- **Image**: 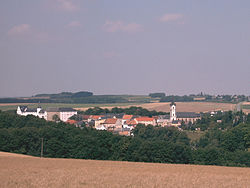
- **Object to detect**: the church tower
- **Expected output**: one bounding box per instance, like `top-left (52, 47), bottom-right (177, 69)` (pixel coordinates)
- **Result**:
top-left (170, 102), bottom-right (176, 121)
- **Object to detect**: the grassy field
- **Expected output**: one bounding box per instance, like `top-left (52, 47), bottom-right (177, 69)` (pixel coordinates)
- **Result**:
top-left (0, 152), bottom-right (250, 188)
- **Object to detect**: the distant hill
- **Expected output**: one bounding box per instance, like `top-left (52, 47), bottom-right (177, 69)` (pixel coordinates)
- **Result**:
top-left (0, 91), bottom-right (151, 104)
top-left (34, 91), bottom-right (93, 98)
top-left (1, 151), bottom-right (249, 188)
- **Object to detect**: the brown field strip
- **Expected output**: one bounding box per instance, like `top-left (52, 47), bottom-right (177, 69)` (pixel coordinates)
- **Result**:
top-left (0, 152), bottom-right (249, 188)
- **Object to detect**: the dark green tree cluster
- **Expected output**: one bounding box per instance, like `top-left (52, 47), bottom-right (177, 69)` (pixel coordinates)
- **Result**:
top-left (188, 111), bottom-right (248, 131)
top-left (160, 95), bottom-right (193, 102)
top-left (149, 93), bottom-right (166, 98)
top-left (80, 106), bottom-right (168, 117)
top-left (192, 123), bottom-right (250, 166)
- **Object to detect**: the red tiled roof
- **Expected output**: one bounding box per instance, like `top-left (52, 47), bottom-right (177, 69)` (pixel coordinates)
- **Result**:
top-left (122, 114), bottom-right (133, 120)
top-left (82, 115), bottom-right (91, 120)
top-left (126, 120), bottom-right (137, 125)
top-left (66, 120), bottom-right (77, 124)
top-left (103, 118), bottom-right (117, 124)
top-left (90, 115), bottom-right (104, 120)
top-left (119, 131), bottom-right (130, 136)
top-left (135, 117), bottom-right (154, 122)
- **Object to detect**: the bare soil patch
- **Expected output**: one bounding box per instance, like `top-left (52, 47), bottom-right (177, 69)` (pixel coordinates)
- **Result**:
top-left (0, 152), bottom-right (249, 188)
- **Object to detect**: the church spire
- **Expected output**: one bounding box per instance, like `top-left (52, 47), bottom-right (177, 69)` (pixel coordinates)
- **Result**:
top-left (170, 102), bottom-right (176, 121)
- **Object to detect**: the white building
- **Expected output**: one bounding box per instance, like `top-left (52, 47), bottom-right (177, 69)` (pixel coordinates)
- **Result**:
top-left (157, 102), bottom-right (201, 127)
top-left (58, 108), bottom-right (78, 122)
top-left (17, 106), bottom-right (47, 120)
top-left (17, 106), bottom-right (77, 122)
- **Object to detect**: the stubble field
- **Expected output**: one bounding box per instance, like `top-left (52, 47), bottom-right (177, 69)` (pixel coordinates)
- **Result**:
top-left (0, 152), bottom-right (250, 188)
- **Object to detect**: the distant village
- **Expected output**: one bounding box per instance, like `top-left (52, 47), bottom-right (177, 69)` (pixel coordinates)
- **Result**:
top-left (17, 102), bottom-right (201, 136)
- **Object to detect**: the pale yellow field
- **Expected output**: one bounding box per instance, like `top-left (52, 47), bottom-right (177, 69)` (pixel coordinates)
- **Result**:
top-left (0, 152), bottom-right (249, 188)
top-left (76, 102), bottom-right (236, 113)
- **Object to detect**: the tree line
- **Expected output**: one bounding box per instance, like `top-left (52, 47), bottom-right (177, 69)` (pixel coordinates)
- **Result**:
top-left (78, 106), bottom-right (168, 117)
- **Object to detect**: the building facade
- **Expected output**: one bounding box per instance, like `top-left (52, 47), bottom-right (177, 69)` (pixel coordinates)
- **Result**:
top-left (17, 106), bottom-right (47, 120)
top-left (17, 106), bottom-right (77, 122)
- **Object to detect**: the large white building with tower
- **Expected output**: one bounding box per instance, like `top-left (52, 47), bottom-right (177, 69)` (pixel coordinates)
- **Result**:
top-left (157, 102), bottom-right (201, 127)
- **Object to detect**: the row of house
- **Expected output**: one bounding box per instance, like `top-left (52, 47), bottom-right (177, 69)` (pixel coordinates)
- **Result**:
top-left (17, 103), bottom-right (201, 136)
top-left (74, 102), bottom-right (201, 136)
top-left (17, 106), bottom-right (77, 122)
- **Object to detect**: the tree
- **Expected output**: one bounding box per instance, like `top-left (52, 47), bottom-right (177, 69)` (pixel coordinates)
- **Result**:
top-left (52, 114), bottom-right (60, 122)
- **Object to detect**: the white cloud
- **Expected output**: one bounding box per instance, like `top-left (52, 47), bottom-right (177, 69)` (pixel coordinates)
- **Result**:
top-left (67, 21), bottom-right (81, 27)
top-left (7, 24), bottom-right (51, 42)
top-left (103, 21), bottom-right (143, 33)
top-left (57, 0), bottom-right (79, 12)
top-left (160, 14), bottom-right (183, 22)
top-left (7, 24), bottom-right (31, 36)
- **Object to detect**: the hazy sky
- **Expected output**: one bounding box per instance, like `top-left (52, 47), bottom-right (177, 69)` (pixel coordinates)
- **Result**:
top-left (1, 0), bottom-right (249, 97)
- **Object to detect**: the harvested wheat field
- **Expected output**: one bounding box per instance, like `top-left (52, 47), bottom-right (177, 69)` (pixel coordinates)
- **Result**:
top-left (138, 102), bottom-right (236, 113)
top-left (0, 152), bottom-right (249, 188)
top-left (76, 102), bottom-right (236, 113)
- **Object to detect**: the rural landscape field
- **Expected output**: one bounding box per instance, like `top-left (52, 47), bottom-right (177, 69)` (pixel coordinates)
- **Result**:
top-left (0, 101), bottom-right (238, 113)
top-left (1, 1), bottom-right (250, 188)
top-left (1, 152), bottom-right (250, 188)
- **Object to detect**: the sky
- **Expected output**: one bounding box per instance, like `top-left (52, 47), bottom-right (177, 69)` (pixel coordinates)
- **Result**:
top-left (0, 0), bottom-right (250, 97)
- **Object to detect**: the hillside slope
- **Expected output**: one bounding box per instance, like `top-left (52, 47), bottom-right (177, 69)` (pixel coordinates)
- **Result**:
top-left (0, 152), bottom-right (249, 188)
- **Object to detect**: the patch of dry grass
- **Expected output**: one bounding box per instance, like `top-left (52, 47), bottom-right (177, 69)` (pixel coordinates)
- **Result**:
top-left (0, 152), bottom-right (249, 188)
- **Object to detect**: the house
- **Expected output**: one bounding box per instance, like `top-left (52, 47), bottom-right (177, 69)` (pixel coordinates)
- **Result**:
top-left (157, 115), bottom-right (170, 126)
top-left (95, 124), bottom-right (107, 131)
top-left (17, 106), bottom-right (47, 120)
top-left (59, 108), bottom-right (78, 122)
top-left (122, 114), bottom-right (134, 120)
top-left (119, 128), bottom-right (131, 136)
top-left (176, 112), bottom-right (201, 124)
top-left (45, 107), bottom-right (77, 122)
top-left (100, 118), bottom-right (122, 131)
top-left (123, 119), bottom-right (137, 130)
top-left (134, 117), bottom-right (157, 126)
top-left (66, 119), bottom-right (77, 125)
top-left (89, 115), bottom-right (106, 127)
